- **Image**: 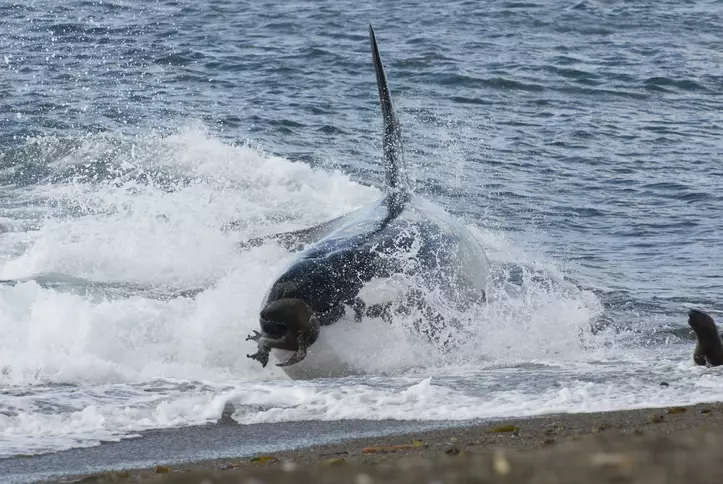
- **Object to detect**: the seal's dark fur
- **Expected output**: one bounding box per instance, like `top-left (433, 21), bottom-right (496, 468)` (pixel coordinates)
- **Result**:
top-left (689, 309), bottom-right (723, 367)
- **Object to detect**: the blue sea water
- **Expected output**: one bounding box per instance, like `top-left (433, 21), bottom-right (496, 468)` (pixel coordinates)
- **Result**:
top-left (1, 0), bottom-right (723, 464)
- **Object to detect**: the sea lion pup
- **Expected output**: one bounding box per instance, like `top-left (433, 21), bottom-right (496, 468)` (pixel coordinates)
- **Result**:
top-left (246, 298), bottom-right (320, 367)
top-left (688, 309), bottom-right (723, 367)
top-left (245, 25), bottom-right (490, 377)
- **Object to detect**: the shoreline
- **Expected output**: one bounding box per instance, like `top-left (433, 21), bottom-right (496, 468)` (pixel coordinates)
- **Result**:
top-left (54, 401), bottom-right (723, 483)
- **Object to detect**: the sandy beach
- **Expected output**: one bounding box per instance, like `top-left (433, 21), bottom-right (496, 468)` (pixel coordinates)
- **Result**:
top-left (52, 400), bottom-right (723, 484)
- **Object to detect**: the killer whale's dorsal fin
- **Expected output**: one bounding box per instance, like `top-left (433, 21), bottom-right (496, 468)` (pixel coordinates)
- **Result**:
top-left (369, 25), bottom-right (408, 199)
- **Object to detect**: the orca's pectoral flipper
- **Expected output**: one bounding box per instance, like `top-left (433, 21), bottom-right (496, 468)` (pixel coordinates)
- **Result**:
top-left (369, 25), bottom-right (408, 199)
top-left (236, 215), bottom-right (347, 252)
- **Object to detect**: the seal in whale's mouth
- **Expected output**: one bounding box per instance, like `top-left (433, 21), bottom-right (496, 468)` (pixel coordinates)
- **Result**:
top-left (246, 298), bottom-right (321, 367)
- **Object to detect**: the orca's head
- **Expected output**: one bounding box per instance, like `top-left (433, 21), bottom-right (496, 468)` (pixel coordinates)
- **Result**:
top-left (257, 297), bottom-right (320, 367)
top-left (258, 255), bottom-right (365, 366)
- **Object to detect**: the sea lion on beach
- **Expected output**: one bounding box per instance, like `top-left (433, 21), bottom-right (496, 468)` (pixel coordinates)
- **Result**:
top-left (245, 26), bottom-right (490, 378)
top-left (688, 309), bottom-right (723, 367)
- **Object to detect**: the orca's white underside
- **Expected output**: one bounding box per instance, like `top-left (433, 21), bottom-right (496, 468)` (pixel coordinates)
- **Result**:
top-left (271, 286), bottom-right (415, 380)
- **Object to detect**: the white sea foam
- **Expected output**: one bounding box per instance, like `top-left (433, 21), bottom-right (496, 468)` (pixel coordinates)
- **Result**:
top-left (0, 126), bottom-right (713, 458)
top-left (4, 354), bottom-right (723, 459)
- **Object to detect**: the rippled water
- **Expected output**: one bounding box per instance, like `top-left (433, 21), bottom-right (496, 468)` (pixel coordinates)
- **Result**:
top-left (1, 0), bottom-right (723, 460)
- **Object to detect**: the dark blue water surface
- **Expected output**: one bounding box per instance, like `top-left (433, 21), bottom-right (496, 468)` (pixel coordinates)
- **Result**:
top-left (3, 1), bottom-right (721, 322)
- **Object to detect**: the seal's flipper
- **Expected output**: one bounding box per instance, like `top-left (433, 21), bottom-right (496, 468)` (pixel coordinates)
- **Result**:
top-left (369, 25), bottom-right (408, 209)
top-left (694, 347), bottom-right (707, 366)
top-left (246, 330), bottom-right (271, 367)
top-left (276, 338), bottom-right (308, 367)
top-left (247, 347), bottom-right (270, 367)
top-left (237, 215), bottom-right (347, 252)
top-left (245, 330), bottom-right (262, 342)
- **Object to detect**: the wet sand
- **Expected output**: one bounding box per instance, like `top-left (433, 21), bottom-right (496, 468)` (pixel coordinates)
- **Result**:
top-left (59, 401), bottom-right (723, 484)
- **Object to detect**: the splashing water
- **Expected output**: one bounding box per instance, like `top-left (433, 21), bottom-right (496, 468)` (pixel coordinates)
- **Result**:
top-left (0, 126), bottom-right (714, 459)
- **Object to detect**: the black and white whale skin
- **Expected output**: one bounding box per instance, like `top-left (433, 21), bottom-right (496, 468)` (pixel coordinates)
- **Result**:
top-left (246, 26), bottom-right (490, 379)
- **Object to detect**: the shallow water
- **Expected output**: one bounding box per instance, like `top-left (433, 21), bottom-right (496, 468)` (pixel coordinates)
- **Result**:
top-left (1, 0), bottom-right (723, 460)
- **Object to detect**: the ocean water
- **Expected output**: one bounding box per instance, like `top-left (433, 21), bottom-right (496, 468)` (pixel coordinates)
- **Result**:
top-left (1, 0), bottom-right (723, 461)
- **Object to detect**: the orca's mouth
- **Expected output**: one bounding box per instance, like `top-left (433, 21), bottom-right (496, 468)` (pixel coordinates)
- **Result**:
top-left (259, 318), bottom-right (287, 340)
top-left (256, 298), bottom-right (321, 367)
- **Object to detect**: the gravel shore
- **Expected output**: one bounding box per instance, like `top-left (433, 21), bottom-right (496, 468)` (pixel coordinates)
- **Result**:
top-left (63, 401), bottom-right (723, 484)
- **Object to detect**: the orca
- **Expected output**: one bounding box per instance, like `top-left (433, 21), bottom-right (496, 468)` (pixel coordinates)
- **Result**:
top-left (246, 26), bottom-right (490, 378)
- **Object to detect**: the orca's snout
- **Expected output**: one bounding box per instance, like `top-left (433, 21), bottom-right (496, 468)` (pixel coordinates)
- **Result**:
top-left (260, 299), bottom-right (310, 338)
top-left (259, 315), bottom-right (287, 339)
top-left (257, 299), bottom-right (320, 367)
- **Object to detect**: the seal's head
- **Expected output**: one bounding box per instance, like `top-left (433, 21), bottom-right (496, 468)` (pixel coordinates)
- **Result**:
top-left (688, 309), bottom-right (718, 339)
top-left (252, 297), bottom-right (320, 367)
top-left (262, 298), bottom-right (319, 344)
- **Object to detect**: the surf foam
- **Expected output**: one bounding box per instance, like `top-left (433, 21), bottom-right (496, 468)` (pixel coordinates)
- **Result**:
top-left (0, 125), bottom-right (626, 458)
